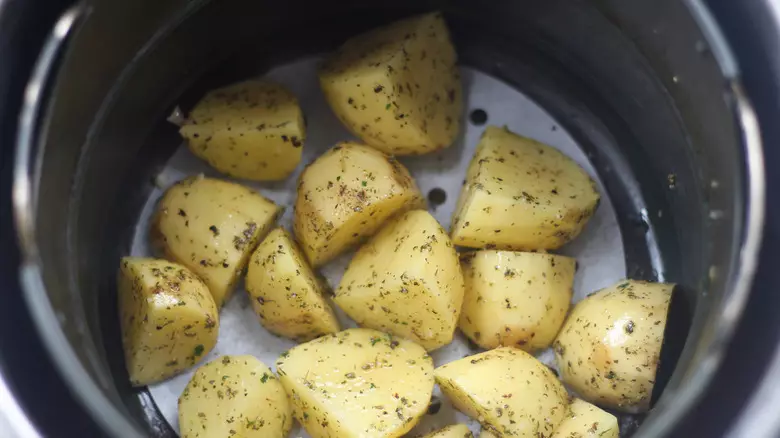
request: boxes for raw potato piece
[419,424,474,438]
[246,227,340,341]
[294,142,424,266]
[335,210,464,351]
[178,355,292,438]
[320,12,462,155]
[459,251,575,352]
[276,328,434,438]
[434,347,569,438]
[554,280,673,412]
[180,80,305,181]
[451,126,600,251]
[152,176,280,307]
[551,399,619,438]
[118,257,218,386]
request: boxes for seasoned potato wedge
[180,80,305,181]
[118,257,218,386]
[179,355,292,438]
[554,280,673,412]
[434,347,569,438]
[335,210,464,351]
[320,12,462,155]
[478,431,497,438]
[152,176,280,307]
[551,399,619,438]
[246,227,340,341]
[420,424,474,438]
[459,251,575,352]
[276,328,434,438]
[451,126,600,250]
[294,142,424,266]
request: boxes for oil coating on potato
[151,176,280,307]
[275,328,434,438]
[451,126,600,251]
[246,227,340,342]
[459,251,575,352]
[418,424,474,438]
[178,355,292,438]
[434,347,569,438]
[118,257,218,386]
[320,12,462,155]
[180,80,305,181]
[335,210,464,351]
[293,142,424,267]
[554,280,673,412]
[550,399,619,438]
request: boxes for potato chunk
[551,399,619,438]
[294,142,424,266]
[246,227,340,341]
[554,280,673,412]
[118,257,218,386]
[180,80,305,181]
[275,328,434,438]
[320,12,462,155]
[335,210,464,350]
[178,355,292,438]
[459,251,575,352]
[419,424,474,438]
[152,176,280,306]
[434,347,568,438]
[451,126,600,250]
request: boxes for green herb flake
[261,373,270,383]
[193,344,205,357]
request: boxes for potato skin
[458,251,575,352]
[550,399,619,438]
[451,126,600,251]
[434,347,569,438]
[246,227,340,341]
[293,142,424,266]
[180,80,305,181]
[151,176,280,306]
[419,424,474,438]
[554,280,673,412]
[178,355,292,438]
[118,257,218,386]
[275,328,434,438]
[320,12,462,155]
[335,210,464,351]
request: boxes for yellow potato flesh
[550,399,619,438]
[420,424,474,438]
[118,257,218,386]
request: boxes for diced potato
[294,142,424,266]
[151,176,280,307]
[478,431,497,438]
[319,12,462,155]
[178,355,292,438]
[551,399,619,438]
[335,210,464,351]
[180,80,305,181]
[451,126,600,251]
[434,347,569,438]
[419,424,474,438]
[554,280,673,412]
[246,227,340,341]
[458,251,575,352]
[275,328,434,438]
[118,257,218,386]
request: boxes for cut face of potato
[434,347,569,438]
[180,80,305,181]
[118,257,218,386]
[419,424,474,438]
[178,355,292,438]
[246,227,340,341]
[320,12,462,155]
[275,328,434,438]
[554,280,673,412]
[294,142,424,266]
[550,399,619,438]
[459,251,575,352]
[335,210,464,351]
[152,176,280,307]
[451,126,600,251]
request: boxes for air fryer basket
[12,0,764,437]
